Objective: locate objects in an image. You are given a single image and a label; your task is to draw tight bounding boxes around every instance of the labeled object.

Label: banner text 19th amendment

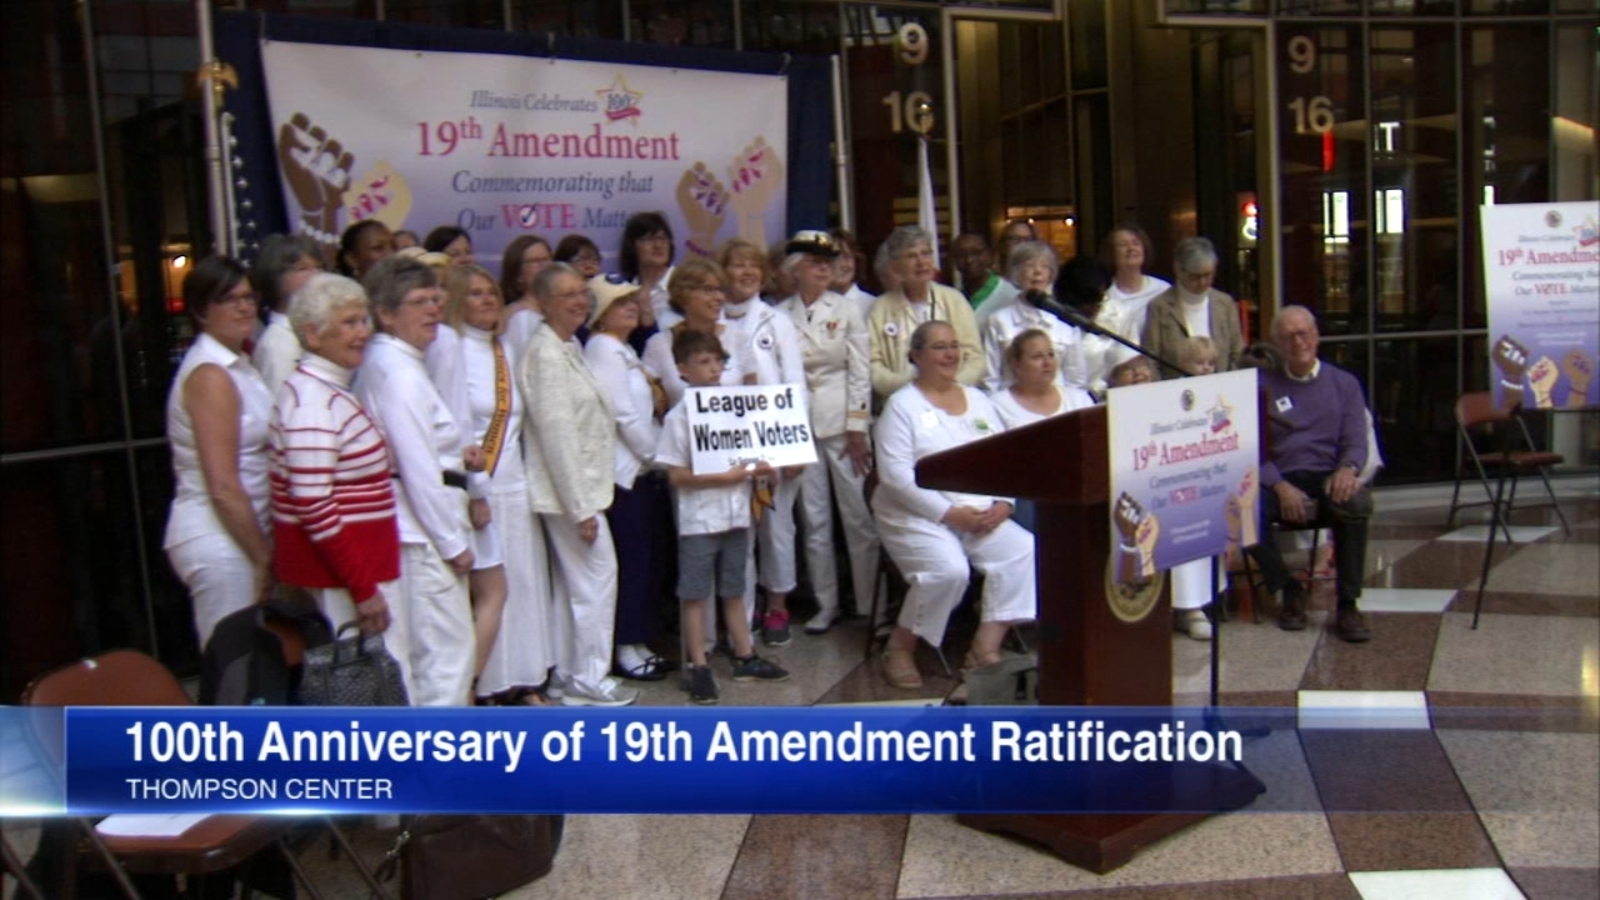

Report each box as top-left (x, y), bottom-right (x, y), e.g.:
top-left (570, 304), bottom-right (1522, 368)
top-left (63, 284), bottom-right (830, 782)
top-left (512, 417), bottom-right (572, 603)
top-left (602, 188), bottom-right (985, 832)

top-left (122, 719), bottom-right (1241, 772)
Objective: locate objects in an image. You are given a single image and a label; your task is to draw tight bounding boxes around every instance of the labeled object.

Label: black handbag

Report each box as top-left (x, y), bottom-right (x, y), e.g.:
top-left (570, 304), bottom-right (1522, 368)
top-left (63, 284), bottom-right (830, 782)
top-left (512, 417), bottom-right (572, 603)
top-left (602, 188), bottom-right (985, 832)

top-left (375, 815), bottom-right (564, 900)
top-left (299, 622), bottom-right (410, 707)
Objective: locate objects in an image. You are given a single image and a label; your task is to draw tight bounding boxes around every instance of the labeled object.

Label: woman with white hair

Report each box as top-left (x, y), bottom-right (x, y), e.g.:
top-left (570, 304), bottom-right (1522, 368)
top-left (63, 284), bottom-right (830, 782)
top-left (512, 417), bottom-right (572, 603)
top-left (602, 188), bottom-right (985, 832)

top-left (1139, 236), bottom-right (1243, 375)
top-left (269, 273), bottom-right (397, 643)
top-left (874, 320), bottom-right (1036, 688)
top-left (979, 241), bottom-right (1090, 393)
top-left (869, 226), bottom-right (985, 406)
top-left (431, 264), bottom-right (555, 704)
top-left (355, 256), bottom-right (477, 706)
top-left (776, 231), bottom-right (881, 634)
top-left (521, 263), bottom-right (638, 707)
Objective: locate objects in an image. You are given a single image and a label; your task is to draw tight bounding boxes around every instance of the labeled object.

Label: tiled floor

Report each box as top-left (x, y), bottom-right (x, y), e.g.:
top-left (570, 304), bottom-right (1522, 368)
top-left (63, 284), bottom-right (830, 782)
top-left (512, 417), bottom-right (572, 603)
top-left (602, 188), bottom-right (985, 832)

top-left (3, 481), bottom-right (1596, 900)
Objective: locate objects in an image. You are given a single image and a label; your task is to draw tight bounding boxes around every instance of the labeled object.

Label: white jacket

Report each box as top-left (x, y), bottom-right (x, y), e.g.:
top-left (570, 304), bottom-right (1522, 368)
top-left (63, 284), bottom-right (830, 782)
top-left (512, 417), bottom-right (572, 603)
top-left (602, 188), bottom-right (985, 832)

top-left (518, 324), bottom-right (616, 522)
top-left (725, 299), bottom-right (805, 389)
top-left (779, 291), bottom-right (871, 439)
top-left (583, 332), bottom-right (660, 490)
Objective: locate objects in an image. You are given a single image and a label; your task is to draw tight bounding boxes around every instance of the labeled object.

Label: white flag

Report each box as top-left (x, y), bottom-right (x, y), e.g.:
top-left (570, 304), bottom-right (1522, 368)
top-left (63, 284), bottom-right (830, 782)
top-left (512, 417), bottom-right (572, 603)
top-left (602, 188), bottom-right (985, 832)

top-left (916, 135), bottom-right (940, 270)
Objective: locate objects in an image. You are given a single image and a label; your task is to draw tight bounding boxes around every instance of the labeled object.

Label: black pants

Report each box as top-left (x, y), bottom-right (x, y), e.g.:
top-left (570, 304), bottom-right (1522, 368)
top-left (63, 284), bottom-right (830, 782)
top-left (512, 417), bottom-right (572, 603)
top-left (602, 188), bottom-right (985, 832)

top-left (1246, 470), bottom-right (1369, 609)
top-left (608, 472), bottom-right (672, 645)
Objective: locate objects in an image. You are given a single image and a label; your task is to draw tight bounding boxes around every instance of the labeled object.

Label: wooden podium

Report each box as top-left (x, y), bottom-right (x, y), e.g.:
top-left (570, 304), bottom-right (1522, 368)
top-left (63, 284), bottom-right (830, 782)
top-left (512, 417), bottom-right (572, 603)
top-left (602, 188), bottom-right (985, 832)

top-left (916, 404), bottom-right (1263, 873)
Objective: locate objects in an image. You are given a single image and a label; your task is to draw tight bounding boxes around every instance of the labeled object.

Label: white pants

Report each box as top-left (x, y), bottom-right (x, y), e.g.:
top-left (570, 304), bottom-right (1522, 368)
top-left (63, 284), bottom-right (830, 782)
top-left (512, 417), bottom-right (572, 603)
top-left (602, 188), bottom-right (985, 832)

top-left (478, 488), bottom-right (556, 695)
top-left (168, 532), bottom-right (255, 651)
top-left (797, 433), bottom-right (881, 614)
top-left (1170, 556), bottom-right (1227, 611)
top-left (398, 542), bottom-right (474, 706)
top-left (542, 513), bottom-right (619, 696)
top-left (722, 473), bottom-right (802, 636)
top-left (878, 512), bottom-right (1036, 647)
top-left (313, 580), bottom-right (412, 704)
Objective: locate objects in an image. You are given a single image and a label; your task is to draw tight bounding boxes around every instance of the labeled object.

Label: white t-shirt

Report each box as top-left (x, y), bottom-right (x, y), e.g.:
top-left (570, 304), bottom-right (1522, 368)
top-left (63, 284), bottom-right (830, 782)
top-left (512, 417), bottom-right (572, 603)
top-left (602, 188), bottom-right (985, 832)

top-left (987, 385), bottom-right (1095, 430)
top-left (654, 400), bottom-right (751, 536)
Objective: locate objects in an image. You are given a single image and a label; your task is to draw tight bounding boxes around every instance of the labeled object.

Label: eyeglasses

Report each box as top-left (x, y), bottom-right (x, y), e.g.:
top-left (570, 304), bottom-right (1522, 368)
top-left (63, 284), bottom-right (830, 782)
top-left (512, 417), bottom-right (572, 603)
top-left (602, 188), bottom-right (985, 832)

top-left (638, 235), bottom-right (672, 247)
top-left (1179, 268), bottom-right (1216, 281)
top-left (551, 288), bottom-right (589, 302)
top-left (217, 288), bottom-right (259, 308)
top-left (401, 293), bottom-right (443, 309)
top-left (571, 252), bottom-right (601, 264)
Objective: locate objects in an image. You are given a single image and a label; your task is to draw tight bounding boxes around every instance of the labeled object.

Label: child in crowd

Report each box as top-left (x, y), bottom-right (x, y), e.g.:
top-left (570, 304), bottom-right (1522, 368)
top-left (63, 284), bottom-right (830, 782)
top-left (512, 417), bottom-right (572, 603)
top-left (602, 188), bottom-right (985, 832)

top-left (654, 330), bottom-right (790, 704)
top-left (1177, 335), bottom-right (1218, 376)
top-left (1170, 335), bottom-right (1225, 640)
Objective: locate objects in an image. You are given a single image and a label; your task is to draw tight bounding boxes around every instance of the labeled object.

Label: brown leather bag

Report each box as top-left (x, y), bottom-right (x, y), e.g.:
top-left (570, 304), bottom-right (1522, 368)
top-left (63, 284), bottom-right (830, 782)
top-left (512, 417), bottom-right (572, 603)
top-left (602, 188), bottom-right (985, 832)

top-left (376, 815), bottom-right (563, 900)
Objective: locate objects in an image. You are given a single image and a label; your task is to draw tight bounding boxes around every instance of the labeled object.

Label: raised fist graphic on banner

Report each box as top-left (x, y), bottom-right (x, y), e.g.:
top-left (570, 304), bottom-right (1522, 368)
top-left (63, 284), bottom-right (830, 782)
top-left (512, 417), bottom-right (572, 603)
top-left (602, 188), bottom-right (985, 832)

top-left (342, 161), bottom-right (414, 236)
top-left (1491, 334), bottom-right (1530, 409)
top-left (726, 136), bottom-right (784, 248)
top-left (1527, 355), bottom-right (1560, 409)
top-left (277, 112), bottom-right (354, 249)
top-left (1561, 348), bottom-right (1594, 408)
top-left (676, 162), bottom-right (728, 258)
top-left (1114, 492), bottom-right (1160, 583)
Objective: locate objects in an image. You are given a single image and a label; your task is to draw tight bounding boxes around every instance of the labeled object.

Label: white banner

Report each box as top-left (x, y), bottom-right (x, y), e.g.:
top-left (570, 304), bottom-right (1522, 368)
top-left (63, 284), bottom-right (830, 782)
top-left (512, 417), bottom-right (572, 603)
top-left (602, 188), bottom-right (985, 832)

top-left (1480, 202), bottom-right (1599, 411)
top-left (261, 41), bottom-right (788, 275)
top-left (685, 384), bottom-right (816, 475)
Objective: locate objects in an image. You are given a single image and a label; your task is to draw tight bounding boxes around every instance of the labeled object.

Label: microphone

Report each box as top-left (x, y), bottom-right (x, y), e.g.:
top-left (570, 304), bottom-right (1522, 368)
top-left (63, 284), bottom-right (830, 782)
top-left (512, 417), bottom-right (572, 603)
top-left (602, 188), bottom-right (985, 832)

top-left (1023, 289), bottom-right (1109, 337)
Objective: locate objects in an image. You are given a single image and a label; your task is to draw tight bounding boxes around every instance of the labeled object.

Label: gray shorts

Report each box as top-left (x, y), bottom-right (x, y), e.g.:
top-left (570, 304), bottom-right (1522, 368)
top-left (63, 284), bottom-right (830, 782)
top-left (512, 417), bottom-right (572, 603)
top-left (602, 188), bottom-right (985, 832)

top-left (677, 528), bottom-right (750, 601)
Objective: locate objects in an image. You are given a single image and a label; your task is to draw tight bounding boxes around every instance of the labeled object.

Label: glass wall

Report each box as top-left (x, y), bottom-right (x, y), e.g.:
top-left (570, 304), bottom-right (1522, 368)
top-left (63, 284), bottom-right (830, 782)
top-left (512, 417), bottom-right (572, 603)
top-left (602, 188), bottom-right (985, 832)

top-left (1266, 7), bottom-right (1596, 481)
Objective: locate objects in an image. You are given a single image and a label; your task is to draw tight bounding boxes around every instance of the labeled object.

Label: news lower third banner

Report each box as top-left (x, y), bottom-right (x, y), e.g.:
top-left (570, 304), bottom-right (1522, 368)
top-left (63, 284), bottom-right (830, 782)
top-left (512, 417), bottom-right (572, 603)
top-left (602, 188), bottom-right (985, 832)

top-left (1, 704), bottom-right (1522, 818)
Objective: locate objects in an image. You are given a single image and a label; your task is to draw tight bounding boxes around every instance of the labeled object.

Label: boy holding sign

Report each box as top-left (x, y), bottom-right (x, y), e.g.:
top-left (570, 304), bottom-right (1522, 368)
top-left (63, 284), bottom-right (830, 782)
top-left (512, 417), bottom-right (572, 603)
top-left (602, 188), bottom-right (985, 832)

top-left (654, 330), bottom-right (791, 704)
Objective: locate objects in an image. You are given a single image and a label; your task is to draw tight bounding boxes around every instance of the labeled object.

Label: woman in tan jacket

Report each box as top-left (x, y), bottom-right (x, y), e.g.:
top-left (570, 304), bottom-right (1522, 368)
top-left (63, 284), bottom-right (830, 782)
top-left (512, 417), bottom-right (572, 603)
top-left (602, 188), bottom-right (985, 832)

top-left (519, 263), bottom-right (638, 708)
top-left (1139, 236), bottom-right (1243, 376)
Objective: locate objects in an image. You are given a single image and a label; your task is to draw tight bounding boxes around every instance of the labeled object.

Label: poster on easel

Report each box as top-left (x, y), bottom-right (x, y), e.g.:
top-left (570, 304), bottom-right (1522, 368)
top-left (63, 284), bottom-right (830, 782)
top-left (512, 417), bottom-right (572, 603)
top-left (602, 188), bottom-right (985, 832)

top-left (1480, 202), bottom-right (1600, 411)
top-left (1106, 369), bottom-right (1260, 585)
top-left (260, 40), bottom-right (788, 277)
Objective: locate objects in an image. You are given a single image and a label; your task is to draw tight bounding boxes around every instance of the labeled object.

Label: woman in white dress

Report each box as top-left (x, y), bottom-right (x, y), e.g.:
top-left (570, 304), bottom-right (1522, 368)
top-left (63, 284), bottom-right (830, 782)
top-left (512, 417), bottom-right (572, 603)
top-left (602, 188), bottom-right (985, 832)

top-left (989, 329), bottom-right (1096, 429)
top-left (164, 256), bottom-right (274, 649)
top-left (1097, 224), bottom-right (1171, 342)
top-left (434, 265), bottom-right (555, 702)
top-left (989, 329), bottom-right (1095, 533)
top-left (873, 321), bottom-right (1037, 689)
top-left (981, 241), bottom-right (1092, 394)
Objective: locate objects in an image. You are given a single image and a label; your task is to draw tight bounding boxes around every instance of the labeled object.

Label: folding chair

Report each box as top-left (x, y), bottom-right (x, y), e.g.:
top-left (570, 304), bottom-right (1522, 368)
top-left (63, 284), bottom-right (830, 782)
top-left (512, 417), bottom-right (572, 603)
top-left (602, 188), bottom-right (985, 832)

top-left (21, 650), bottom-right (393, 900)
top-left (1446, 392), bottom-right (1570, 540)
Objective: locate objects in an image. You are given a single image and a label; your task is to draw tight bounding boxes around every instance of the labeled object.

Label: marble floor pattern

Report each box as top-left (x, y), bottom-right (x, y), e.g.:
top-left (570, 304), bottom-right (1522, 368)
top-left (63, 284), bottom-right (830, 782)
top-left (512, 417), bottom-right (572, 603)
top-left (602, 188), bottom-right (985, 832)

top-left (3, 481), bottom-right (1597, 900)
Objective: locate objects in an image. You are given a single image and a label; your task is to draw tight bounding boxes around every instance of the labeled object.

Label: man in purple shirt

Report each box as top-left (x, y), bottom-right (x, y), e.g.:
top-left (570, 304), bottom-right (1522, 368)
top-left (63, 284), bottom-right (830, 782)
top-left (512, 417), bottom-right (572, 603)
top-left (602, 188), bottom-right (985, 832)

top-left (1248, 305), bottom-right (1374, 642)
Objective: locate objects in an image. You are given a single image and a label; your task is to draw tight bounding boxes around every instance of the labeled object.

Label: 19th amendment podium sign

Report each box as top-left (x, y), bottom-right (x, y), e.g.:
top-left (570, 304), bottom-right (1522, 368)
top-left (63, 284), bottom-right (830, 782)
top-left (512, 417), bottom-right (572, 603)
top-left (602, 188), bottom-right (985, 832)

top-left (915, 392), bottom-right (1263, 873)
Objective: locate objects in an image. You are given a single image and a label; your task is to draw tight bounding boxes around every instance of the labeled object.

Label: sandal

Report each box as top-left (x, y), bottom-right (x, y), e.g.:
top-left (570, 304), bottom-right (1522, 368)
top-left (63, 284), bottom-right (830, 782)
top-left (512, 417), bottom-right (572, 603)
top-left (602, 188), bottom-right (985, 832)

top-left (613, 657), bottom-right (671, 682)
top-left (881, 648), bottom-right (923, 689)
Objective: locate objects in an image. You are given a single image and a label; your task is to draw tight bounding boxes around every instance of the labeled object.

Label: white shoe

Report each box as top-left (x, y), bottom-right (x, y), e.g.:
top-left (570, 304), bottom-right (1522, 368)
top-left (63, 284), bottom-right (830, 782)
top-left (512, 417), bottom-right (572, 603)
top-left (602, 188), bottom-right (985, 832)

top-left (543, 671), bottom-right (567, 701)
top-left (1176, 609), bottom-right (1213, 641)
top-left (805, 607), bottom-right (840, 635)
top-left (561, 680), bottom-right (639, 707)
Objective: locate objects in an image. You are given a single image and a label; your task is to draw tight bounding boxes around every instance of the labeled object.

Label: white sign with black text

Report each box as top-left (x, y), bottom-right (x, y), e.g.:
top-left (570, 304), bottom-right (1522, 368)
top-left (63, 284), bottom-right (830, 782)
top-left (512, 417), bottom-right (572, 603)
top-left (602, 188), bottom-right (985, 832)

top-left (684, 384), bottom-right (817, 475)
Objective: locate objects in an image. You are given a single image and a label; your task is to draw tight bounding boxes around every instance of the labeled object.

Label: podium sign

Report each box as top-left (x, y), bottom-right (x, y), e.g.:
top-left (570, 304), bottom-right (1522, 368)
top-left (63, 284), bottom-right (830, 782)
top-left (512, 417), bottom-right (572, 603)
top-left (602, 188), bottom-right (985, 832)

top-left (1480, 202), bottom-right (1600, 411)
top-left (1106, 370), bottom-right (1260, 584)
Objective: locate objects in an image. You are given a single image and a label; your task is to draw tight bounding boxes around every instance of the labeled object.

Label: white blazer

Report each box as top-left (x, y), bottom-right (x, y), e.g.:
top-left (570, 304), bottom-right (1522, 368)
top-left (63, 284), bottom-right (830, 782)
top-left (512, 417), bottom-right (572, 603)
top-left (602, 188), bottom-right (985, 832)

top-left (726, 299), bottom-right (805, 390)
top-left (518, 324), bottom-right (617, 522)
top-left (779, 291), bottom-right (872, 438)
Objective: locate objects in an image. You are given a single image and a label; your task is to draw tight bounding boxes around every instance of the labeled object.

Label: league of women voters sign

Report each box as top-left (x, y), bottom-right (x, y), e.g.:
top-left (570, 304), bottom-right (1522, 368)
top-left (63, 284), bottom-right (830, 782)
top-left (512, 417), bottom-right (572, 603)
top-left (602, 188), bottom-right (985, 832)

top-left (260, 40), bottom-right (788, 275)
top-left (1480, 201), bottom-right (1600, 411)
top-left (1106, 370), bottom-right (1260, 587)
top-left (686, 385), bottom-right (817, 475)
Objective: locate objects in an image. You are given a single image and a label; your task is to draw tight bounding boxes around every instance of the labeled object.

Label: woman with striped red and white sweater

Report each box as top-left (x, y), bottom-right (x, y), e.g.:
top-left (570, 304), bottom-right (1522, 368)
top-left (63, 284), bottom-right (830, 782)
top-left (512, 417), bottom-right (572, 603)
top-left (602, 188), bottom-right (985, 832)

top-left (268, 273), bottom-right (401, 656)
